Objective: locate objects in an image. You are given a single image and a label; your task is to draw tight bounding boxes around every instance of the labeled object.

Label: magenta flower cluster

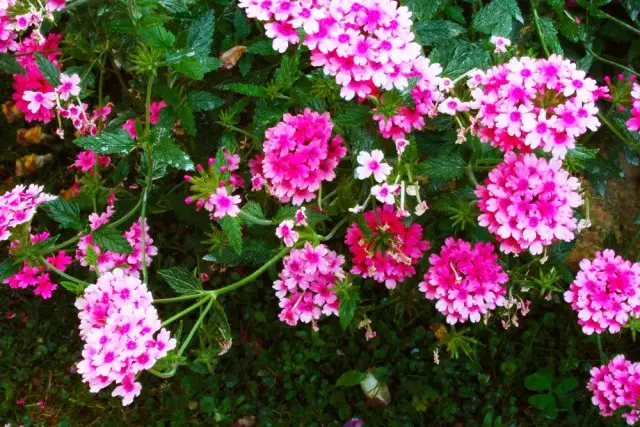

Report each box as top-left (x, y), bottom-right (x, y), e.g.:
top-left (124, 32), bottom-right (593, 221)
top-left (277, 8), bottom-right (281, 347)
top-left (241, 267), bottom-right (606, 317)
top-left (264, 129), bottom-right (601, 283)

top-left (564, 250), bottom-right (640, 335)
top-left (0, 0), bottom-right (65, 54)
top-left (475, 152), bottom-right (583, 256)
top-left (469, 55), bottom-right (605, 159)
top-left (273, 242), bottom-right (345, 327)
top-left (251, 109), bottom-right (346, 205)
top-left (345, 205), bottom-right (430, 289)
top-left (627, 83), bottom-right (640, 133)
top-left (75, 269), bottom-right (176, 406)
top-left (588, 355), bottom-right (640, 425)
top-left (0, 184), bottom-right (56, 241)
top-left (419, 238), bottom-right (508, 324)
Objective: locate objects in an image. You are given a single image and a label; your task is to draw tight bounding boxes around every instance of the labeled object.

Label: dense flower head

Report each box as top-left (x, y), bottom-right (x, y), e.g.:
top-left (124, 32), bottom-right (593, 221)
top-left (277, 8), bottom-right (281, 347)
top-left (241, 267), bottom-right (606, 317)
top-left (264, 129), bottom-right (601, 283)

top-left (273, 242), bottom-right (345, 326)
top-left (469, 55), bottom-right (604, 158)
top-left (475, 152), bottom-right (583, 255)
top-left (255, 109), bottom-right (346, 205)
top-left (564, 250), bottom-right (640, 335)
top-left (418, 238), bottom-right (508, 324)
top-left (70, 150), bottom-right (111, 173)
top-left (588, 355), bottom-right (640, 424)
top-left (75, 269), bottom-right (176, 406)
top-left (0, 0), bottom-right (65, 54)
top-left (185, 148), bottom-right (244, 219)
top-left (0, 184), bottom-right (56, 241)
top-left (76, 218), bottom-right (158, 277)
top-left (345, 205), bottom-right (430, 289)
top-left (627, 83), bottom-right (640, 133)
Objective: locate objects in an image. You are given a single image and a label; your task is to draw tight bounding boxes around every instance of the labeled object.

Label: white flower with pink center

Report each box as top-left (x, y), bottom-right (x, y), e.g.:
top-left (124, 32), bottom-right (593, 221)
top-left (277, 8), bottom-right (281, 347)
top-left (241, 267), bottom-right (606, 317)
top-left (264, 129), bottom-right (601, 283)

top-left (57, 73), bottom-right (81, 100)
top-left (371, 182), bottom-right (399, 205)
top-left (355, 150), bottom-right (392, 182)
top-left (22, 91), bottom-right (56, 114)
top-left (276, 219), bottom-right (299, 247)
top-left (490, 36), bottom-right (511, 53)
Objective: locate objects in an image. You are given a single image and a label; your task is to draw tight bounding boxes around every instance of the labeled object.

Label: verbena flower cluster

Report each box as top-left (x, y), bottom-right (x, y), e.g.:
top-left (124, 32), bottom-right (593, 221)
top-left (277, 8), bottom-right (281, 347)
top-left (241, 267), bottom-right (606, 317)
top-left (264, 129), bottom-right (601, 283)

top-left (345, 205), bottom-right (430, 289)
top-left (250, 109), bottom-right (346, 205)
top-left (588, 355), bottom-right (640, 424)
top-left (0, 0), bottom-right (65, 54)
top-left (419, 238), bottom-right (508, 324)
top-left (75, 269), bottom-right (176, 406)
top-left (185, 148), bottom-right (244, 219)
top-left (273, 242), bottom-right (345, 327)
top-left (468, 55), bottom-right (605, 159)
top-left (564, 250), bottom-right (640, 335)
top-left (627, 83), bottom-right (640, 133)
top-left (475, 152), bottom-right (583, 255)
top-left (0, 184), bottom-right (56, 241)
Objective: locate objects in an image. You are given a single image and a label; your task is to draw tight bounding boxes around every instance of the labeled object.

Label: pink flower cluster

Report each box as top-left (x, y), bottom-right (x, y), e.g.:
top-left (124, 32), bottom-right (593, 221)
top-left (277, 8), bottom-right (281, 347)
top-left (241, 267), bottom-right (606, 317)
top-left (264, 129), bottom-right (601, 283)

top-left (588, 355), bottom-right (640, 424)
top-left (475, 152), bottom-right (583, 256)
top-left (76, 218), bottom-right (158, 277)
top-left (70, 150), bottom-right (111, 173)
top-left (273, 242), bottom-right (345, 327)
top-left (185, 149), bottom-right (245, 219)
top-left (627, 83), bottom-right (640, 133)
top-left (121, 101), bottom-right (167, 138)
top-left (0, 0), bottom-right (65, 54)
top-left (564, 250), bottom-right (640, 335)
top-left (0, 184), bottom-right (56, 241)
top-left (4, 232), bottom-right (72, 299)
top-left (345, 205), bottom-right (430, 289)
top-left (418, 238), bottom-right (508, 324)
top-left (75, 269), bottom-right (176, 406)
top-left (469, 55), bottom-right (605, 159)
top-left (251, 109), bottom-right (346, 205)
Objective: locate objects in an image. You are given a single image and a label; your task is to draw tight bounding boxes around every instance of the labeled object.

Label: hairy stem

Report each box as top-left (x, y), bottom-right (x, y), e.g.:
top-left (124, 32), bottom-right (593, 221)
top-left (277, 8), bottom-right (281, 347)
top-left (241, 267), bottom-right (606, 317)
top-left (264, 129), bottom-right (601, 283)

top-left (160, 296), bottom-right (210, 328)
top-left (530, 2), bottom-right (550, 57)
top-left (38, 256), bottom-right (90, 287)
top-left (178, 296), bottom-right (214, 356)
top-left (140, 74), bottom-right (155, 285)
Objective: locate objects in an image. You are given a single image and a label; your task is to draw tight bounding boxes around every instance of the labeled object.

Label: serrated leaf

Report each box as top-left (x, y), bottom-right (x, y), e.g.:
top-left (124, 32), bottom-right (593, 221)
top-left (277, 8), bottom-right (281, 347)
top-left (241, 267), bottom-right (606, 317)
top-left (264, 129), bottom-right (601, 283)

top-left (173, 57), bottom-right (206, 80)
top-left (0, 259), bottom-right (18, 282)
top-left (85, 244), bottom-right (98, 270)
top-left (154, 138), bottom-right (195, 171)
top-left (336, 370), bottom-right (367, 387)
top-left (158, 267), bottom-right (204, 295)
top-left (204, 239), bottom-right (277, 266)
top-left (239, 201), bottom-right (272, 226)
top-left (221, 216), bottom-right (242, 254)
top-left (74, 131), bottom-right (136, 155)
top-left (275, 54), bottom-right (301, 89)
top-left (538, 17), bottom-right (564, 55)
top-left (333, 105), bottom-right (371, 126)
top-left (92, 227), bottom-right (133, 253)
top-left (233, 8), bottom-right (252, 41)
top-left (43, 198), bottom-right (83, 230)
top-left (338, 285), bottom-right (359, 329)
top-left (404, 0), bottom-right (445, 20)
top-left (416, 153), bottom-right (466, 181)
top-left (188, 10), bottom-right (215, 59)
top-left (158, 0), bottom-right (188, 13)
top-left (35, 53), bottom-right (61, 86)
top-left (414, 20), bottom-right (465, 46)
top-left (138, 26), bottom-right (175, 49)
top-left (430, 40), bottom-right (490, 79)
top-left (177, 104), bottom-right (196, 136)
top-left (208, 298), bottom-right (232, 354)
top-left (0, 53), bottom-right (25, 75)
top-left (472, 0), bottom-right (523, 36)
top-left (60, 280), bottom-right (86, 294)
top-left (187, 91), bottom-right (224, 112)
top-left (218, 83), bottom-right (267, 97)
top-left (246, 39), bottom-right (276, 55)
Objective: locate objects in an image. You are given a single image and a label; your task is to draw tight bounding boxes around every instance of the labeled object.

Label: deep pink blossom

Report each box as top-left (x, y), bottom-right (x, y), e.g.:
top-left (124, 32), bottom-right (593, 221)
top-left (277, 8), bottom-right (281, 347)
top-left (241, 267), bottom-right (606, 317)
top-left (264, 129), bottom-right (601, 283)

top-left (419, 238), bottom-right (508, 324)
top-left (0, 184), bottom-right (56, 241)
top-left (588, 355), bottom-right (640, 424)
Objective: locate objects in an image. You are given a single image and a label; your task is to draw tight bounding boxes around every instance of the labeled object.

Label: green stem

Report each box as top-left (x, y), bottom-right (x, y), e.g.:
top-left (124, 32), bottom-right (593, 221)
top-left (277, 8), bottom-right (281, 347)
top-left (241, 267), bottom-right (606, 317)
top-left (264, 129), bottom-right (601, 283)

top-left (600, 11), bottom-right (640, 36)
top-left (596, 334), bottom-right (607, 364)
top-left (238, 209), bottom-right (272, 226)
top-left (160, 296), bottom-right (210, 328)
top-left (531, 2), bottom-right (550, 56)
top-left (318, 184), bottom-right (323, 211)
top-left (598, 112), bottom-right (632, 145)
top-left (212, 246), bottom-right (291, 296)
top-left (321, 216), bottom-right (349, 241)
top-left (140, 74), bottom-right (155, 285)
top-left (50, 235), bottom-right (81, 253)
top-left (110, 197), bottom-right (143, 228)
top-left (38, 256), bottom-right (89, 287)
top-left (178, 296), bottom-right (214, 356)
top-left (585, 47), bottom-right (640, 78)
top-left (155, 293), bottom-right (204, 304)
top-left (215, 121), bottom-right (256, 141)
top-left (466, 167), bottom-right (479, 186)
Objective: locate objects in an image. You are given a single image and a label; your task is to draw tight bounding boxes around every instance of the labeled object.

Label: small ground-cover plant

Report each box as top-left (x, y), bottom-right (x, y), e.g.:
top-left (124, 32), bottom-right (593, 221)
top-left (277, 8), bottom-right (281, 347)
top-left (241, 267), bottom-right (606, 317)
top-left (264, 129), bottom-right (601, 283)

top-left (3, 0), bottom-right (640, 425)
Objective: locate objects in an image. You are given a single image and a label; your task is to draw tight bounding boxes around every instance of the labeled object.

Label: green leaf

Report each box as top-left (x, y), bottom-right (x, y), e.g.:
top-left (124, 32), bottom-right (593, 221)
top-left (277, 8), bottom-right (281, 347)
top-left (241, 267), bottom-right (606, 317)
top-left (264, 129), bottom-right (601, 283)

top-left (246, 39), bottom-right (276, 55)
top-left (0, 259), bottom-right (18, 282)
top-left (74, 131), bottom-right (136, 155)
top-left (414, 20), bottom-right (465, 46)
top-left (233, 8), bottom-right (252, 41)
top-left (154, 136), bottom-right (195, 171)
top-left (158, 267), bottom-right (204, 295)
top-left (625, 0), bottom-right (640, 20)
top-left (336, 371), bottom-right (367, 387)
top-left (338, 285), bottom-right (359, 329)
top-left (218, 83), bottom-right (267, 97)
top-left (0, 53), bottom-right (25, 75)
top-left (199, 396), bottom-right (216, 413)
top-left (43, 198), bottom-right (83, 230)
top-left (138, 26), bottom-right (175, 49)
top-left (525, 368), bottom-right (554, 392)
top-left (221, 216), bottom-right (243, 254)
top-left (92, 227), bottom-right (133, 254)
top-left (404, 0), bottom-right (446, 20)
top-left (35, 53), bottom-right (61, 86)
top-left (538, 17), bottom-right (564, 55)
top-left (415, 153), bottom-right (466, 181)
top-left (445, 5), bottom-right (466, 24)
top-left (275, 54), bottom-right (301, 89)
top-left (187, 91), bottom-right (224, 112)
top-left (209, 298), bottom-right (232, 353)
top-left (112, 156), bottom-right (131, 184)
top-left (204, 239), bottom-right (277, 267)
top-left (430, 40), bottom-right (490, 79)
top-left (188, 10), bottom-right (215, 59)
top-left (173, 57), bottom-right (207, 80)
top-left (554, 377), bottom-right (578, 395)
top-left (333, 105), bottom-right (371, 126)
top-left (158, 0), bottom-right (188, 13)
top-left (528, 393), bottom-right (558, 419)
top-left (238, 201), bottom-right (272, 226)
top-left (472, 0), bottom-right (523, 36)
top-left (60, 280), bottom-right (85, 294)
top-left (85, 244), bottom-right (99, 270)
top-left (177, 104), bottom-right (196, 136)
